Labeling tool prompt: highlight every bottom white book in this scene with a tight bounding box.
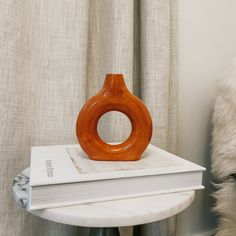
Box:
[29,144,205,210]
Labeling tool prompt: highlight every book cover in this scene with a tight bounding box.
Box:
[30,144,205,186]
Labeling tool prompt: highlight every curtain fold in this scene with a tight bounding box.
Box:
[0,0,178,235]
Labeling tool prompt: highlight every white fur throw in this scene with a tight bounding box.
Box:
[212,59,236,236]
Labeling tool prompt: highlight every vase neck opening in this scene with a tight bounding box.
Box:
[102,74,126,95]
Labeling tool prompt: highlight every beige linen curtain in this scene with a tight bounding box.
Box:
[0,0,178,235]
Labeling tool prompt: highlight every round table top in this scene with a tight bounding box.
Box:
[13,168,195,227]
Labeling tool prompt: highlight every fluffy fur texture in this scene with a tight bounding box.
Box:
[212,59,236,236]
[213,181,236,236]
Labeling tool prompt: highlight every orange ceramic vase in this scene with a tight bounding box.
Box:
[76,74,152,161]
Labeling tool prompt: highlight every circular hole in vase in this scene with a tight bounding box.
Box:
[97,111,132,145]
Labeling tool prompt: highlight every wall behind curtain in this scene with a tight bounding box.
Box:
[177,0,236,235]
[0,0,178,235]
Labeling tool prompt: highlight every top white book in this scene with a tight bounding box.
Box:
[30,144,205,186]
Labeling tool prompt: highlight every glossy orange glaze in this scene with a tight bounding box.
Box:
[76,74,153,161]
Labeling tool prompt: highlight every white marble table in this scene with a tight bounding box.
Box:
[13,168,195,235]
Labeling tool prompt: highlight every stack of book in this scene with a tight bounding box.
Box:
[29,144,205,210]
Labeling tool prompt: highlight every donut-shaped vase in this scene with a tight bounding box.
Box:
[76,74,152,161]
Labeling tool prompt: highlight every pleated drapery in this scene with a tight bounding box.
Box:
[0,0,178,235]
